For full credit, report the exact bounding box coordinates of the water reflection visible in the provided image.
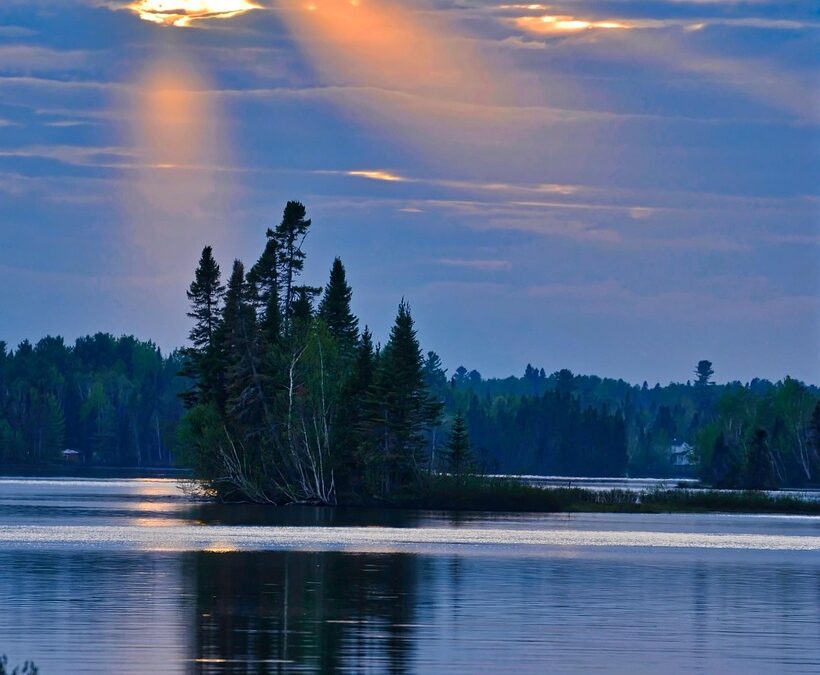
[1,479,819,673]
[187,551,419,673]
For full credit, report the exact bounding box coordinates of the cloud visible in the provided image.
[0,46,94,73]
[526,278,817,322]
[495,3,816,122]
[436,258,512,271]
[346,169,406,182]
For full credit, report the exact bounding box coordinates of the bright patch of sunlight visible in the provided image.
[515,15,627,35]
[347,170,406,182]
[127,0,261,27]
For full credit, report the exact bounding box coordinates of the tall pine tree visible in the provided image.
[445,410,472,476]
[272,201,311,337]
[247,236,282,347]
[182,246,224,407]
[318,257,358,349]
[187,246,224,350]
[370,300,442,494]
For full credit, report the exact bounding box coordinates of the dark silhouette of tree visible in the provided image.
[182,246,224,407]
[555,369,576,396]
[368,301,442,494]
[334,326,377,493]
[318,258,358,349]
[695,360,715,387]
[220,260,273,443]
[451,366,468,387]
[290,286,320,330]
[186,246,224,351]
[271,201,311,337]
[423,351,448,395]
[445,410,472,476]
[247,236,281,347]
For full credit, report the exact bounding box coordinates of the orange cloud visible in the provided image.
[514,14,628,35]
[347,169,406,182]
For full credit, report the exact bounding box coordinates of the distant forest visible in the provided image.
[1,203,818,496]
[0,334,185,468]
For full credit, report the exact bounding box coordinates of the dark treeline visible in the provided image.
[421,358,627,476]
[0,334,184,466]
[442,362,820,488]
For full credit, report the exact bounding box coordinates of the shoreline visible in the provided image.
[2,472,818,516]
[386,478,820,516]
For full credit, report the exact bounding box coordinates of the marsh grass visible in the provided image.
[393,476,820,515]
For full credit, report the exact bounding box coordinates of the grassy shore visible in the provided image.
[391,476,820,515]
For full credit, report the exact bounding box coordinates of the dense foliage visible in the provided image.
[0,334,184,466]
[443,363,820,487]
[177,202,442,504]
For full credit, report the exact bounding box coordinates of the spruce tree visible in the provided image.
[272,201,311,337]
[247,237,282,346]
[334,327,377,495]
[187,246,224,351]
[353,327,377,393]
[221,260,273,438]
[445,410,472,476]
[290,286,319,329]
[694,359,715,413]
[372,300,442,493]
[182,246,225,407]
[318,257,358,349]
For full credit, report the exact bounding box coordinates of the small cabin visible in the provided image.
[61,448,81,464]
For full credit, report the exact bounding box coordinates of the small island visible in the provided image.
[3,202,817,515]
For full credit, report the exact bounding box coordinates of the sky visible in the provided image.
[0,0,817,385]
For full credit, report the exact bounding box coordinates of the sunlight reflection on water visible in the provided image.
[1,523,819,553]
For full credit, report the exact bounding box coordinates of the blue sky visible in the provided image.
[0,0,817,384]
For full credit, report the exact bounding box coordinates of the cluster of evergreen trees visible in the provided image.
[177,202,448,504]
[0,334,184,466]
[443,360,820,487]
[422,361,628,476]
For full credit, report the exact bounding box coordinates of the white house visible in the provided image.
[669,441,695,468]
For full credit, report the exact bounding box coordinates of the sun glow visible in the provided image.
[127,0,261,27]
[119,51,235,272]
[277,0,498,101]
[515,15,627,35]
[347,170,406,182]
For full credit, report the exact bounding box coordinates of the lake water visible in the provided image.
[1,478,819,674]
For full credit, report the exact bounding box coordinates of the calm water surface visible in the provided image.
[1,478,819,674]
